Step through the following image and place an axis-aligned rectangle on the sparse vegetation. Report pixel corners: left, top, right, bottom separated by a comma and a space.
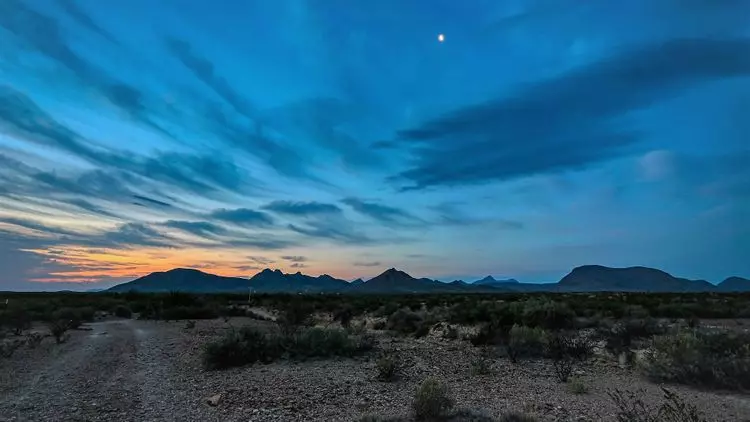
47, 320, 70, 344
608, 387, 706, 422
470, 353, 492, 376
567, 377, 588, 394
376, 351, 401, 381
412, 377, 454, 420
114, 305, 132, 319
641, 328, 750, 391
506, 324, 547, 363
203, 325, 372, 370
546, 332, 591, 382
387, 308, 426, 336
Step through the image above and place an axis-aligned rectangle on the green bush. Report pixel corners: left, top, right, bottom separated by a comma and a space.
470, 354, 492, 376
203, 326, 371, 370
387, 308, 424, 335
641, 329, 750, 391
279, 300, 313, 333
4, 307, 31, 335
203, 327, 283, 370
114, 305, 132, 319
412, 377, 454, 420
286, 327, 360, 358
376, 352, 401, 381
53, 307, 92, 329
47, 320, 69, 344
567, 376, 588, 394
521, 300, 576, 330
546, 332, 590, 382
506, 325, 547, 363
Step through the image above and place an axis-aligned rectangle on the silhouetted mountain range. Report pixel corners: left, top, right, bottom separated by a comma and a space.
106, 266, 750, 293
473, 276, 520, 287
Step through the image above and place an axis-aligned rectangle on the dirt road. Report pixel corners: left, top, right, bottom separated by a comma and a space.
0, 320, 176, 422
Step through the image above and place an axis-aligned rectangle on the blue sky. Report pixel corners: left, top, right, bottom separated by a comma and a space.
0, 0, 748, 290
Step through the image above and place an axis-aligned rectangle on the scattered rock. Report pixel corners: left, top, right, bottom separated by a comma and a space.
207, 393, 222, 407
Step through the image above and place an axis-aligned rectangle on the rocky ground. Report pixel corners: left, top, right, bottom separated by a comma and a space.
1, 317, 749, 421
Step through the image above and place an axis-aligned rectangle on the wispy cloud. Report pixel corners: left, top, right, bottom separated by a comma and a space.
209, 208, 274, 227
262, 200, 342, 216
354, 261, 381, 267
393, 39, 750, 190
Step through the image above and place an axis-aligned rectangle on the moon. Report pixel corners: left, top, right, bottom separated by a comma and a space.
438, 33, 445, 43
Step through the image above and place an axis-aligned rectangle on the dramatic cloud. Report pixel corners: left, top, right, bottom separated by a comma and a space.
394, 38, 750, 189
57, 0, 118, 44
342, 198, 421, 225
163, 220, 227, 238
262, 201, 342, 216
209, 208, 274, 228
1, 1, 747, 289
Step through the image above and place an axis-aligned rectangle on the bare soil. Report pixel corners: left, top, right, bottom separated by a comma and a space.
1, 318, 749, 421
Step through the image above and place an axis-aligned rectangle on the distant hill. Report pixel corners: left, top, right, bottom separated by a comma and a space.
473, 276, 520, 286
557, 265, 715, 292
248, 269, 349, 293
107, 268, 349, 293
357, 268, 445, 293
717, 276, 750, 292
354, 269, 504, 293
107, 268, 249, 293
105, 265, 749, 294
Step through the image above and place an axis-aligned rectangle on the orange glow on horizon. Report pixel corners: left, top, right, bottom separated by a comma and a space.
22, 245, 356, 283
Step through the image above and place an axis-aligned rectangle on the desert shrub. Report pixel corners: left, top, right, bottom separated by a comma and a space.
114, 305, 132, 319
546, 332, 589, 382
414, 324, 430, 338
47, 320, 69, 344
601, 318, 666, 356
162, 306, 217, 321
373, 320, 387, 330
413, 377, 454, 420
506, 325, 547, 363
376, 352, 401, 381
203, 325, 370, 370
470, 354, 492, 376
333, 306, 354, 328
279, 300, 313, 334
567, 376, 588, 394
469, 319, 512, 346
608, 387, 706, 422
641, 329, 750, 391
443, 325, 459, 340
52, 308, 85, 330
203, 327, 283, 370
25, 332, 44, 349
4, 307, 31, 335
0, 339, 23, 358
286, 327, 361, 358
387, 308, 424, 335
185, 320, 196, 329
521, 300, 576, 330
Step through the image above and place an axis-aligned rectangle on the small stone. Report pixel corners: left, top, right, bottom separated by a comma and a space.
207, 393, 222, 406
